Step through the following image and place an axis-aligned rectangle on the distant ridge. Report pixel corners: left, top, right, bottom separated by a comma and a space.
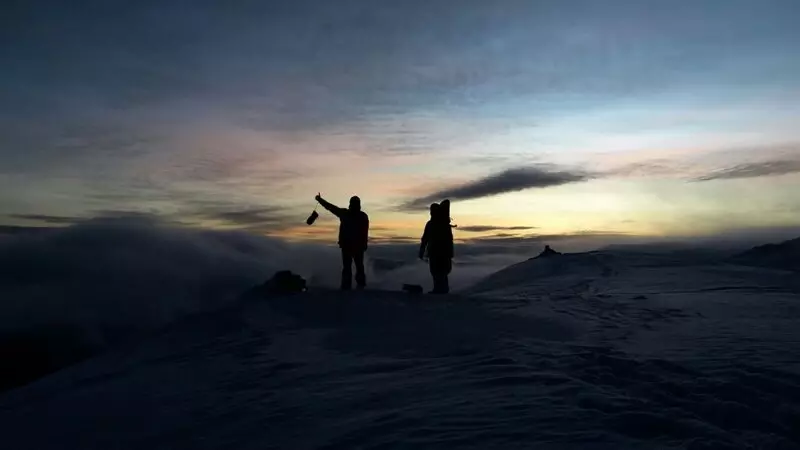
733, 237, 800, 271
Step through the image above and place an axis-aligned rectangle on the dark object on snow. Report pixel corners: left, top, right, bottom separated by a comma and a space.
534, 245, 562, 259
306, 209, 319, 225
402, 284, 423, 295
264, 270, 307, 293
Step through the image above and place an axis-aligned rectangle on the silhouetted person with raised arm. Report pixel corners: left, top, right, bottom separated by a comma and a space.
315, 193, 369, 290
419, 202, 454, 294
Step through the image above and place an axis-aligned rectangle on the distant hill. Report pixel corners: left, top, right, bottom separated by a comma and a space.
732, 237, 800, 271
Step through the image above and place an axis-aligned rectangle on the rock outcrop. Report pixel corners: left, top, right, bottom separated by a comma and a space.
262, 270, 307, 293
533, 245, 562, 259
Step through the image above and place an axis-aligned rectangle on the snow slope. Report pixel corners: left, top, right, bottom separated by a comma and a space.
2, 250, 800, 449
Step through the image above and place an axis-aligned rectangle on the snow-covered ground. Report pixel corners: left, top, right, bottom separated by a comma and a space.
1, 248, 800, 449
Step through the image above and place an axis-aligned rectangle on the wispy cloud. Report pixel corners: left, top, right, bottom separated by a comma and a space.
606, 160, 693, 178
403, 166, 591, 209
207, 208, 290, 226
693, 160, 800, 182
462, 231, 632, 245
369, 235, 419, 244
457, 225, 536, 233
188, 205, 299, 232
602, 145, 800, 182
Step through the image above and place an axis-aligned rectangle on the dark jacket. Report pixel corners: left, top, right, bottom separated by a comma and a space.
319, 199, 369, 251
419, 219, 453, 259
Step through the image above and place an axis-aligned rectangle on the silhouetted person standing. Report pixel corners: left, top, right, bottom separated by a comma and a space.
419, 202, 454, 294
315, 193, 369, 290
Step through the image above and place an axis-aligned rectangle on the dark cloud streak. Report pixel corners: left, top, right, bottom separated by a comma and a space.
404, 166, 591, 209
8, 214, 82, 225
0, 225, 51, 236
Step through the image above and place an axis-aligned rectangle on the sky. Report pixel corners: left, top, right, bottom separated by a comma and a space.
2, 0, 800, 248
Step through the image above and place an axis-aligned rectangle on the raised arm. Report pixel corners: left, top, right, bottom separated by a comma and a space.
315, 193, 345, 218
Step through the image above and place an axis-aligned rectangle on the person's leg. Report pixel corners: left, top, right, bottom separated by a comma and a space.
354, 250, 366, 288
428, 257, 438, 293
429, 257, 444, 293
340, 249, 353, 290
441, 258, 452, 293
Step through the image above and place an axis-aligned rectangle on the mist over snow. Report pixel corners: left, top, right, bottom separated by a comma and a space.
0, 217, 518, 362
0, 217, 345, 351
